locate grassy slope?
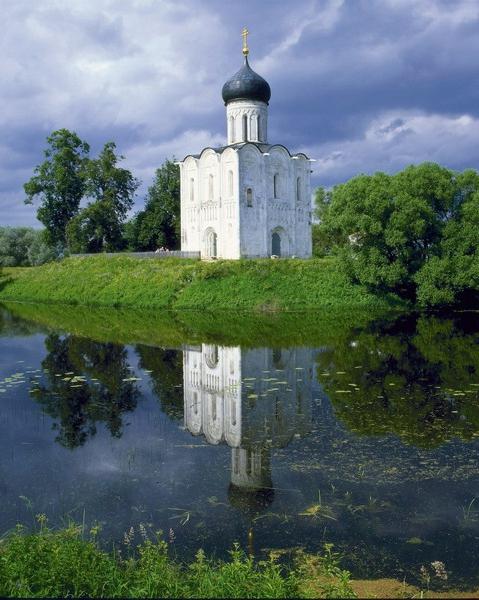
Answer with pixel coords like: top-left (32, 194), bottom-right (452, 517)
top-left (0, 256), bottom-right (403, 311)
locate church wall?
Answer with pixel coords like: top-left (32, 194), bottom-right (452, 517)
top-left (238, 145), bottom-right (268, 257)
top-left (180, 157), bottom-right (200, 253)
top-left (237, 145), bottom-right (312, 258)
top-left (219, 148), bottom-right (240, 259)
top-left (181, 149), bottom-right (241, 259)
top-left (293, 156), bottom-right (313, 258)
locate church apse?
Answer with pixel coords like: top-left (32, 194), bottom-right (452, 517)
top-left (183, 344), bottom-right (313, 511)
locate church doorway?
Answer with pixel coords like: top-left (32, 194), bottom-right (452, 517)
top-left (204, 228), bottom-right (218, 259)
top-left (272, 232), bottom-right (281, 256)
top-left (271, 227), bottom-right (289, 257)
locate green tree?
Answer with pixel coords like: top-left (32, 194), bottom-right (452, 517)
top-left (0, 227), bottom-right (39, 266)
top-left (415, 181), bottom-right (479, 307)
top-left (313, 187), bottom-right (337, 256)
top-left (318, 163), bottom-right (479, 301)
top-left (67, 142), bottom-right (140, 252)
top-left (126, 158), bottom-right (180, 251)
top-left (24, 129), bottom-right (90, 245)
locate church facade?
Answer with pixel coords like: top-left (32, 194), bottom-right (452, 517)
top-left (179, 31), bottom-right (312, 259)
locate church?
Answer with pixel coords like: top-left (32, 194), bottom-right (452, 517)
top-left (179, 29), bottom-right (313, 259)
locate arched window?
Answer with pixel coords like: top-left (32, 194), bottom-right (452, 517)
top-left (242, 114), bottom-right (248, 141)
top-left (234, 450), bottom-right (239, 474)
top-left (257, 115), bottom-right (261, 141)
top-left (211, 395), bottom-right (217, 421)
top-left (246, 187), bottom-right (253, 207)
top-left (229, 115), bottom-right (235, 143)
top-left (296, 177), bottom-right (301, 203)
top-left (246, 450), bottom-right (252, 476)
top-left (208, 174), bottom-right (214, 201)
top-left (273, 173), bottom-right (279, 198)
top-left (228, 170), bottom-right (233, 197)
top-left (272, 349), bottom-right (283, 369)
top-left (205, 344), bottom-right (219, 368)
top-left (189, 178), bottom-right (194, 202)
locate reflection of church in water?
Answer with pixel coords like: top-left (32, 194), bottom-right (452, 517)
top-left (183, 344), bottom-right (312, 510)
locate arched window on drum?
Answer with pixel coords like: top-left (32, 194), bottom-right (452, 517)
top-left (242, 114), bottom-right (248, 141)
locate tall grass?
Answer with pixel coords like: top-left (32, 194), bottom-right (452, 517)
top-left (0, 255), bottom-right (404, 311)
top-left (0, 524), bottom-right (355, 598)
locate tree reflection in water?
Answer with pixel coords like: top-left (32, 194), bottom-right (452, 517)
top-left (318, 314), bottom-right (479, 448)
top-left (33, 334), bottom-right (140, 448)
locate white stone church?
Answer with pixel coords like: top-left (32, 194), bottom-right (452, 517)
top-left (179, 31), bottom-right (312, 259)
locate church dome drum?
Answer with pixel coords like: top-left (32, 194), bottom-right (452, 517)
top-left (222, 57), bottom-right (271, 105)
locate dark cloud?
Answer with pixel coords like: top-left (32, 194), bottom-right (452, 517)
top-left (2, 0), bottom-right (479, 226)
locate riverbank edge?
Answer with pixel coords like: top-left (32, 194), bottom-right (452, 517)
top-left (0, 255), bottom-right (405, 312)
top-left (0, 526), bottom-right (474, 599)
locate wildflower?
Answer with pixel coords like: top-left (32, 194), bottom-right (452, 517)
top-left (123, 526), bottom-right (135, 547)
top-left (431, 561), bottom-right (447, 581)
top-left (139, 523), bottom-right (148, 542)
top-left (90, 524), bottom-right (101, 538)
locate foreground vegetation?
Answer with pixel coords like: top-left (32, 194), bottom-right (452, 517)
top-left (1, 525), bottom-right (475, 598)
top-left (0, 524), bottom-right (355, 598)
top-left (0, 256), bottom-right (403, 311)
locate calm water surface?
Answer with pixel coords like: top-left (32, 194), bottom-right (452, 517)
top-left (1, 304), bottom-right (479, 587)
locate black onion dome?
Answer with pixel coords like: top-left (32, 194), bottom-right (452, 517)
top-left (222, 57), bottom-right (271, 105)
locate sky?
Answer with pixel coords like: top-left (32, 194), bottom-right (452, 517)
top-left (2, 0), bottom-right (479, 227)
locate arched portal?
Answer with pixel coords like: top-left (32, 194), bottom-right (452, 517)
top-left (204, 228), bottom-right (218, 259)
top-left (271, 227), bottom-right (289, 257)
top-left (272, 232), bottom-right (281, 256)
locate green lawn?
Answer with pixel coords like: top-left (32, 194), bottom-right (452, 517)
top-left (0, 256), bottom-right (403, 311)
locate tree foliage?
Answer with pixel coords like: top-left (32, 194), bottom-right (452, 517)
top-left (24, 129), bottom-right (90, 245)
top-left (66, 142), bottom-right (140, 253)
top-left (0, 227), bottom-right (62, 266)
top-left (316, 163), bottom-right (479, 305)
top-left (126, 159), bottom-right (180, 251)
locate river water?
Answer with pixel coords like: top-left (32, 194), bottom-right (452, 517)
top-left (0, 303), bottom-right (478, 588)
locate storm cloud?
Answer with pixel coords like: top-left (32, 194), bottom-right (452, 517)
top-left (2, 0), bottom-right (479, 225)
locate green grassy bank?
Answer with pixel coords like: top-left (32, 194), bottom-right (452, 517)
top-left (1, 525), bottom-right (474, 599)
top-left (0, 525), bottom-right (354, 598)
top-left (0, 256), bottom-right (403, 311)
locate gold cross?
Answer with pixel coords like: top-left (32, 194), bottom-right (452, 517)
top-left (242, 27), bottom-right (249, 56)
